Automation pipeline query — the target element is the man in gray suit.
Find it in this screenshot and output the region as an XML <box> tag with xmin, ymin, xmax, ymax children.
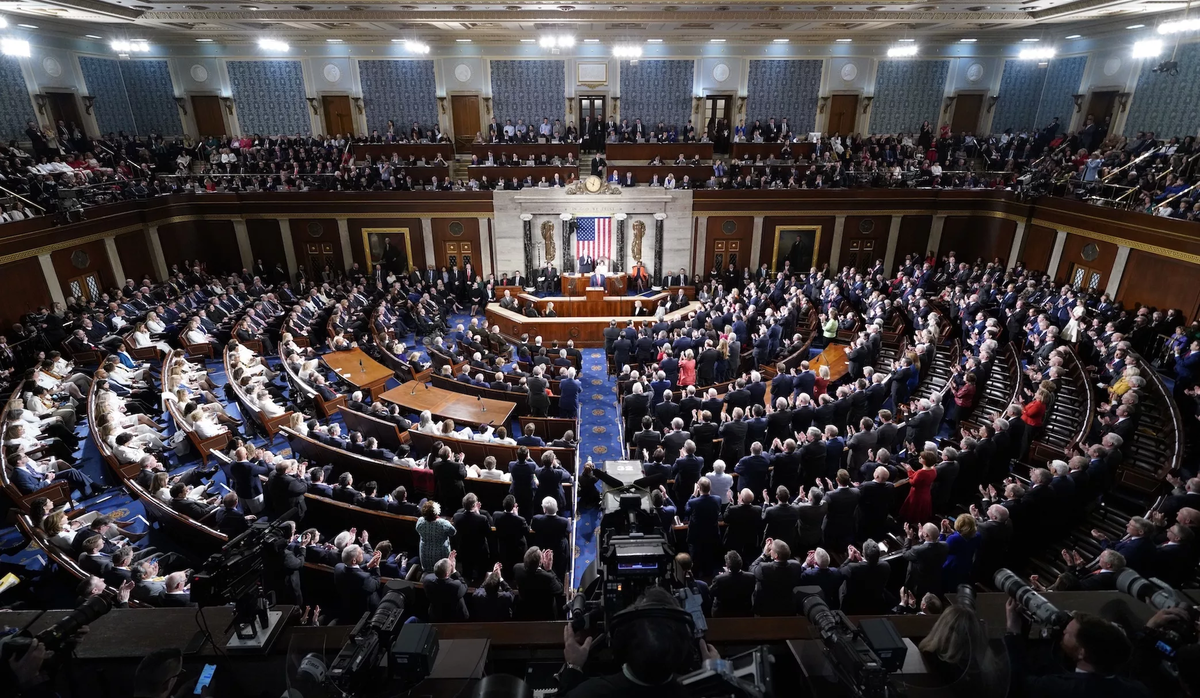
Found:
<box><xmin>901</xmin><ymin>522</ymin><xmax>948</xmax><ymax>598</ymax></box>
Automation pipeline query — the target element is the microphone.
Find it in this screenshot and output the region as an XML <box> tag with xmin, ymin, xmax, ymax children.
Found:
<box><xmin>410</xmin><ymin>381</ymin><xmax>417</xmax><ymax>395</ymax></box>
<box><xmin>477</xmin><ymin>394</ymin><xmax>486</xmax><ymax>412</ymax></box>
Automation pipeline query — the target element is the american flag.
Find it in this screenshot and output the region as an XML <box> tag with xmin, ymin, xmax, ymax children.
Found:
<box><xmin>574</xmin><ymin>216</ymin><xmax>612</xmax><ymax>262</ymax></box>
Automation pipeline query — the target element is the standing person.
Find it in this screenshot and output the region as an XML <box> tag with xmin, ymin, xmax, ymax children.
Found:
<box><xmin>900</xmin><ymin>450</ymin><xmax>938</xmax><ymax>525</ymax></box>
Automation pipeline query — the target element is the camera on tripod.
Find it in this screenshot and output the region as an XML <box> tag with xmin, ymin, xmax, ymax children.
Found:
<box><xmin>800</xmin><ymin>595</ymin><xmax>905</xmax><ymax>698</ymax></box>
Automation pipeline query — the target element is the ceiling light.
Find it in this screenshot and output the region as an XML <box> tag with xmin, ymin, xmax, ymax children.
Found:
<box><xmin>1132</xmin><ymin>39</ymin><xmax>1162</xmax><ymax>58</ymax></box>
<box><xmin>612</xmin><ymin>44</ymin><xmax>642</xmax><ymax>58</ymax></box>
<box><xmin>898</xmin><ymin>38</ymin><xmax>915</xmax><ymax>42</ymax></box>
<box><xmin>539</xmin><ymin>34</ymin><xmax>574</xmax><ymax>48</ymax></box>
<box><xmin>887</xmin><ymin>44</ymin><xmax>919</xmax><ymax>57</ymax></box>
<box><xmin>326</xmin><ymin>38</ymin><xmax>343</xmax><ymax>43</ymax></box>
<box><xmin>258</xmin><ymin>38</ymin><xmax>289</xmax><ymax>52</ymax></box>
<box><xmin>111</xmin><ymin>39</ymin><xmax>150</xmax><ymax>53</ymax></box>
<box><xmin>195</xmin><ymin>38</ymin><xmax>214</xmax><ymax>42</ymax></box>
<box><xmin>773</xmin><ymin>38</ymin><xmax>789</xmax><ymax>43</ymax></box>
<box><xmin>402</xmin><ymin>40</ymin><xmax>429</xmax><ymax>54</ymax></box>
<box><xmin>836</xmin><ymin>38</ymin><xmax>852</xmax><ymax>42</ymax></box>
<box><xmin>646</xmin><ymin>38</ymin><xmax>663</xmax><ymax>43</ymax></box>
<box><xmin>583</xmin><ymin>38</ymin><xmax>599</xmax><ymax>43</ymax></box>
<box><xmin>1158</xmin><ymin>18</ymin><xmax>1200</xmax><ymax>34</ymax></box>
<box><xmin>1065</xmin><ymin>34</ymin><xmax>1081</xmax><ymax>39</ymax></box>
<box><xmin>1021</xmin><ymin>38</ymin><xmax>1040</xmax><ymax>42</ymax></box>
<box><xmin>456</xmin><ymin>38</ymin><xmax>471</xmax><ymax>42</ymax></box>
<box><xmin>1</xmin><ymin>38</ymin><xmax>30</xmax><ymax>57</ymax></box>
<box><xmin>0</xmin><ymin>19</ymin><xmax>6</xmax><ymax>30</ymax></box>
<box><xmin>17</xmin><ymin>24</ymin><xmax>38</xmax><ymax>29</ymax></box>
<box><xmin>1126</xmin><ymin>24</ymin><xmax>1145</xmax><ymax>29</ymax></box>
<box><xmin>85</xmin><ymin>34</ymin><xmax>103</xmax><ymax>39</ymax></box>
<box><xmin>711</xmin><ymin>38</ymin><xmax>726</xmax><ymax>43</ymax></box>
<box><xmin>520</xmin><ymin>38</ymin><xmax>535</xmax><ymax>42</ymax></box>
<box><xmin>960</xmin><ymin>38</ymin><xmax>977</xmax><ymax>42</ymax></box>
<box><xmin>1018</xmin><ymin>47</ymin><xmax>1055</xmax><ymax>60</ymax></box>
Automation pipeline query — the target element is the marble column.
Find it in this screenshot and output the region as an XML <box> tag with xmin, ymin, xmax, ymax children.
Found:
<box><xmin>520</xmin><ymin>214</ymin><xmax>534</xmax><ymax>279</ymax></box>
<box><xmin>280</xmin><ymin>221</ymin><xmax>298</xmax><ymax>280</ymax></box>
<box><xmin>103</xmin><ymin>236</ymin><xmax>126</xmax><ymax>286</ymax></box>
<box><xmin>145</xmin><ymin>225</ymin><xmax>168</xmax><ymax>282</ymax></box>
<box><xmin>614</xmin><ymin>213</ymin><xmax>627</xmax><ymax>273</ymax></box>
<box><xmin>1007</xmin><ymin>220</ymin><xmax>1027</xmax><ymax>270</ymax></box>
<box><xmin>653</xmin><ymin>213</ymin><xmax>666</xmax><ymax>285</ymax></box>
<box><xmin>828</xmin><ymin>215</ymin><xmax>847</xmax><ymax>270</ymax></box>
<box><xmin>1105</xmin><ymin>245</ymin><xmax>1131</xmax><ymax>298</ymax></box>
<box><xmin>927</xmin><ymin>214</ymin><xmax>947</xmax><ymax>258</ymax></box>
<box><xmin>694</xmin><ymin>216</ymin><xmax>708</xmax><ymax>276</ymax></box>
<box><xmin>335</xmin><ymin>218</ymin><xmax>354</xmax><ymax>272</ymax></box>
<box><xmin>883</xmin><ymin>216</ymin><xmax>902</xmax><ymax>277</ymax></box>
<box><xmin>560</xmin><ymin>213</ymin><xmax>574</xmax><ymax>272</ymax></box>
<box><xmin>749</xmin><ymin>216</ymin><xmax>764</xmax><ymax>271</ymax></box>
<box><xmin>231</xmin><ymin>218</ymin><xmax>254</xmax><ymax>270</ymax></box>
<box><xmin>477</xmin><ymin>216</ymin><xmax>493</xmax><ymax>278</ymax></box>
<box><xmin>1046</xmin><ymin>230</ymin><xmax>1068</xmax><ymax>280</ymax></box>
<box><xmin>421</xmin><ymin>218</ymin><xmax>435</xmax><ymax>267</ymax></box>
<box><xmin>38</xmin><ymin>254</ymin><xmax>65</xmax><ymax>306</ymax></box>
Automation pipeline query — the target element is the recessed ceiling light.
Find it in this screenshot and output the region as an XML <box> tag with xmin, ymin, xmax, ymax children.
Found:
<box><xmin>85</xmin><ymin>34</ymin><xmax>102</xmax><ymax>39</ymax></box>
<box><xmin>520</xmin><ymin>38</ymin><xmax>535</xmax><ymax>42</ymax></box>
<box><xmin>646</xmin><ymin>38</ymin><xmax>663</xmax><ymax>43</ymax></box>
<box><xmin>710</xmin><ymin>38</ymin><xmax>726</xmax><ymax>43</ymax></box>
<box><xmin>960</xmin><ymin>38</ymin><xmax>978</xmax><ymax>42</ymax></box>
<box><xmin>241</xmin><ymin>4</ymin><xmax>259</xmax><ymax>9</ymax></box>
<box><xmin>17</xmin><ymin>24</ymin><xmax>38</xmax><ymax>29</ymax></box>
<box><xmin>1126</xmin><ymin>24</ymin><xmax>1144</xmax><ymax>29</ymax></box>
<box><xmin>836</xmin><ymin>38</ymin><xmax>852</xmax><ymax>42</ymax></box>
<box><xmin>456</xmin><ymin>38</ymin><xmax>472</xmax><ymax>42</ymax></box>
<box><xmin>773</xmin><ymin>38</ymin><xmax>789</xmax><ymax>43</ymax></box>
<box><xmin>327</xmin><ymin>38</ymin><xmax>343</xmax><ymax>43</ymax></box>
<box><xmin>195</xmin><ymin>38</ymin><xmax>214</xmax><ymax>42</ymax></box>
<box><xmin>1021</xmin><ymin>38</ymin><xmax>1040</xmax><ymax>42</ymax></box>
<box><xmin>898</xmin><ymin>38</ymin><xmax>915</xmax><ymax>42</ymax></box>
<box><xmin>583</xmin><ymin>38</ymin><xmax>599</xmax><ymax>42</ymax></box>
<box><xmin>1065</xmin><ymin>34</ymin><xmax>1081</xmax><ymax>39</ymax></box>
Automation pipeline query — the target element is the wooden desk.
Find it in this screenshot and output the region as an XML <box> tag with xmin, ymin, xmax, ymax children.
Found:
<box><xmin>466</xmin><ymin>166</ymin><xmax>577</xmax><ymax>184</ymax></box>
<box><xmin>395</xmin><ymin>165</ymin><xmax>451</xmax><ymax>185</ymax></box>
<box><xmin>607</xmin><ymin>165</ymin><xmax>709</xmax><ymax>186</ymax></box>
<box><xmin>485</xmin><ymin>297</ymin><xmax>698</xmax><ymax>347</ymax></box>
<box><xmin>606</xmin><ymin>143</ymin><xmax>713</xmax><ymax>161</ymax></box>
<box><xmin>809</xmin><ymin>342</ymin><xmax>849</xmax><ymax>385</ymax></box>
<box><xmin>470</xmin><ymin>143</ymin><xmax>579</xmax><ymax>160</ymax></box>
<box><xmin>352</xmin><ymin>143</ymin><xmax>454</xmax><ymax>162</ymax></box>
<box><xmin>381</xmin><ymin>381</ymin><xmax>516</xmax><ymax>428</ymax></box>
<box><xmin>560</xmin><ymin>273</ymin><xmax>627</xmax><ymax>296</ymax></box>
<box><xmin>731</xmin><ymin>141</ymin><xmax>814</xmax><ymax>160</ymax></box>
<box><xmin>323</xmin><ymin>348</ymin><xmax>393</xmax><ymax>401</ymax></box>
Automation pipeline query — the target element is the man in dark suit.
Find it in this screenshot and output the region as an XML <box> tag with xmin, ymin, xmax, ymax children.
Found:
<box><xmin>709</xmin><ymin>550</ymin><xmax>756</xmax><ymax>617</ymax></box>
<box><xmin>333</xmin><ymin>544</ymin><xmax>382</xmax><ymax>623</ymax></box>
<box><xmin>535</xmin><ymin>453</ymin><xmax>574</xmax><ymax>514</ymax></box>
<box><xmin>513</xmin><ymin>547</ymin><xmax>564</xmax><ymax>621</ymax></box>
<box><xmin>901</xmin><ymin>522</ymin><xmax>948</xmax><ymax>599</ymax></box>
<box><xmin>267</xmin><ymin>460</ymin><xmax>308</xmax><ymax>521</ymax></box>
<box><xmin>722</xmin><ymin>489</ymin><xmax>764</xmax><ymax>565</ymax></box>
<box><xmin>839</xmin><ymin>540</ymin><xmax>891</xmax><ymax>615</ymax></box>
<box><xmin>508</xmin><ymin>448</ymin><xmax>539</xmax><ymax>517</ymax></box>
<box><xmin>761</xmin><ymin>486</ymin><xmax>801</xmax><ymax>553</ymax></box>
<box><xmin>684</xmin><ymin>477</ymin><xmax>723</xmax><ymax>576</ymax></box>
<box><xmin>214</xmin><ymin>493</ymin><xmax>254</xmax><ymax>537</ymax></box>
<box><xmin>421</xmin><ymin>555</ymin><xmax>469</xmax><ymax>621</ymax></box>
<box><xmin>527</xmin><ymin>367</ymin><xmax>550</xmax><ymax>417</ymax></box>
<box><xmin>452</xmin><ymin>493</ymin><xmax>493</xmax><ymax>584</ymax></box>
<box><xmin>532</xmin><ymin>497</ymin><xmax>572</xmax><ymax>580</ymax></box>
<box><xmin>1093</xmin><ymin>516</ymin><xmax>1156</xmax><ymax>575</ymax></box>
<box><xmin>822</xmin><ymin>471</ymin><xmax>860</xmax><ymax>551</ymax></box>
<box><xmin>750</xmin><ymin>539</ymin><xmax>803</xmax><ymax>616</ymax></box>
<box><xmin>844</xmin><ymin>338</ymin><xmax>870</xmax><ymax>381</ymax></box>
<box><xmin>669</xmin><ymin>440</ymin><xmax>704</xmax><ymax>506</ymax></box>
<box><xmin>230</xmin><ymin>447</ymin><xmax>272</xmax><ymax>514</ymax></box>
<box><xmin>856</xmin><ymin>466</ymin><xmax>894</xmax><ymax>542</ymax></box>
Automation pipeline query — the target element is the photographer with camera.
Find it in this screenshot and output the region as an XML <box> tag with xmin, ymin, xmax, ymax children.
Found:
<box><xmin>557</xmin><ymin>587</ymin><xmax>719</xmax><ymax>698</ymax></box>
<box><xmin>1004</xmin><ymin>597</ymin><xmax>1152</xmax><ymax>697</ymax></box>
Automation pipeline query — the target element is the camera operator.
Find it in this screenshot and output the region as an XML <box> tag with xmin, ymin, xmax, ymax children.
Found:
<box><xmin>3</xmin><ymin>639</ymin><xmax>52</xmax><ymax>698</ymax></box>
<box><xmin>556</xmin><ymin>587</ymin><xmax>719</xmax><ymax>698</ymax></box>
<box><xmin>1004</xmin><ymin>598</ymin><xmax>1152</xmax><ymax>697</ymax></box>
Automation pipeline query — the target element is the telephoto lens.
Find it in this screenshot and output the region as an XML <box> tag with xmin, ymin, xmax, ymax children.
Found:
<box><xmin>1116</xmin><ymin>569</ymin><xmax>1193</xmax><ymax>610</ymax></box>
<box><xmin>994</xmin><ymin>569</ymin><xmax>1071</xmax><ymax>630</ymax></box>
<box><xmin>956</xmin><ymin>583</ymin><xmax>976</xmax><ymax>611</ymax></box>
<box><xmin>802</xmin><ymin>595</ymin><xmax>840</xmax><ymax>635</ymax></box>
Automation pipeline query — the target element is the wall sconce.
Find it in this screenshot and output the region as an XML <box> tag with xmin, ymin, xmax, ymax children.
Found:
<box><xmin>174</xmin><ymin>97</ymin><xmax>188</xmax><ymax>115</ymax></box>
<box><xmin>941</xmin><ymin>95</ymin><xmax>957</xmax><ymax>116</ymax></box>
<box><xmin>437</xmin><ymin>96</ymin><xmax>446</xmax><ymax>115</ymax></box>
<box><xmin>33</xmin><ymin>94</ymin><xmax>48</xmax><ymax>116</ymax></box>
<box><xmin>1072</xmin><ymin>94</ymin><xmax>1085</xmax><ymax>113</ymax></box>
<box><xmin>82</xmin><ymin>96</ymin><xmax>95</xmax><ymax>115</ymax></box>
<box><xmin>1117</xmin><ymin>92</ymin><xmax>1131</xmax><ymax>113</ymax></box>
<box><xmin>818</xmin><ymin>96</ymin><xmax>829</xmax><ymax>114</ymax></box>
<box><xmin>861</xmin><ymin>96</ymin><xmax>873</xmax><ymax>114</ymax></box>
<box><xmin>351</xmin><ymin>97</ymin><xmax>364</xmax><ymax>115</ymax></box>
<box><xmin>220</xmin><ymin>97</ymin><xmax>234</xmax><ymax>115</ymax></box>
<box><xmin>987</xmin><ymin>95</ymin><xmax>998</xmax><ymax>113</ymax></box>
<box><xmin>305</xmin><ymin>97</ymin><xmax>320</xmax><ymax>115</ymax></box>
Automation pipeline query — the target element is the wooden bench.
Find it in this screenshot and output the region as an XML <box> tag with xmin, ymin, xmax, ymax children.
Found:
<box><xmin>222</xmin><ymin>344</ymin><xmax>293</xmax><ymax>443</ymax></box>
<box><xmin>122</xmin><ymin>332</ymin><xmax>159</xmax><ymax>362</ymax></box>
<box><xmin>0</xmin><ymin>388</ymin><xmax>71</xmax><ymax>510</ymax></box>
<box><xmin>405</xmin><ymin>427</ymin><xmax>577</xmax><ymax>472</ymax></box>
<box><xmin>339</xmin><ymin>407</ymin><xmax>410</xmax><ymax>450</ymax></box>
<box><xmin>278</xmin><ymin>345</ymin><xmax>346</xmax><ymax>418</ymax></box>
<box><xmin>518</xmin><ymin>416</ymin><xmax>580</xmax><ymax>442</ymax></box>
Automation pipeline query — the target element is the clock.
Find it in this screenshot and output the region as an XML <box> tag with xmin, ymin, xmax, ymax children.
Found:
<box><xmin>584</xmin><ymin>175</ymin><xmax>603</xmax><ymax>193</ymax></box>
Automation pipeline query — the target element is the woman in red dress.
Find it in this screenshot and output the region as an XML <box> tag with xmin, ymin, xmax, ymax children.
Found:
<box><xmin>900</xmin><ymin>450</ymin><xmax>938</xmax><ymax>525</ymax></box>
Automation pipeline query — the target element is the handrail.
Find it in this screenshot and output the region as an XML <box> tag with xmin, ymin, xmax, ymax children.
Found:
<box><xmin>1100</xmin><ymin>145</ymin><xmax>1164</xmax><ymax>184</ymax></box>
<box><xmin>0</xmin><ymin>184</ymin><xmax>45</xmax><ymax>214</ymax></box>
<box><xmin>1156</xmin><ymin>179</ymin><xmax>1200</xmax><ymax>210</ymax></box>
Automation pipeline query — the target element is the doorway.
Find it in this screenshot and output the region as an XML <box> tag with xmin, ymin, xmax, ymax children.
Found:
<box><xmin>321</xmin><ymin>95</ymin><xmax>355</xmax><ymax>137</ymax></box>
<box><xmin>44</xmin><ymin>92</ymin><xmax>84</xmax><ymax>135</ymax></box>
<box><xmin>436</xmin><ymin>240</ymin><xmax>474</xmax><ymax>271</ymax></box>
<box><xmin>66</xmin><ymin>273</ymin><xmax>102</xmax><ymax>303</ymax></box>
<box><xmin>1085</xmin><ymin>91</ymin><xmax>1119</xmax><ymax>133</ymax></box>
<box><xmin>191</xmin><ymin>96</ymin><xmax>226</xmax><ymax>138</ymax></box>
<box><xmin>1068</xmin><ymin>263</ymin><xmax>1103</xmax><ymax>292</ymax></box>
<box><xmin>450</xmin><ymin>94</ymin><xmax>480</xmax><ymax>153</ymax></box>
<box><xmin>304</xmin><ymin>241</ymin><xmax>339</xmax><ymax>279</ymax></box>
<box><xmin>579</xmin><ymin>95</ymin><xmax>605</xmax><ymax>151</ymax></box>
<box><xmin>950</xmin><ymin>93</ymin><xmax>984</xmax><ymax>135</ymax></box>
<box><xmin>704</xmin><ymin>95</ymin><xmax>732</xmax><ymax>152</ymax></box>
<box><xmin>828</xmin><ymin>94</ymin><xmax>859</xmax><ymax>136</ymax></box>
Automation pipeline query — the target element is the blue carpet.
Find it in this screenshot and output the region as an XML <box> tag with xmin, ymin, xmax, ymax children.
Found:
<box><xmin>571</xmin><ymin>348</ymin><xmax>620</xmax><ymax>589</ymax></box>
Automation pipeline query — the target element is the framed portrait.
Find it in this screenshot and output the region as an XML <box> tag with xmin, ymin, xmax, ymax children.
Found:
<box><xmin>361</xmin><ymin>227</ymin><xmax>414</xmax><ymax>274</ymax></box>
<box><xmin>771</xmin><ymin>225</ymin><xmax>821</xmax><ymax>274</ymax></box>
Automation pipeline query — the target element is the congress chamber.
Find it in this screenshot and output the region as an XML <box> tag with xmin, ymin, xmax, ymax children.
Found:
<box><xmin>1</xmin><ymin>5</ymin><xmax>1200</xmax><ymax>698</ymax></box>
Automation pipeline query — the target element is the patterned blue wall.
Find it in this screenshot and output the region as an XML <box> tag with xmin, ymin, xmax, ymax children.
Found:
<box><xmin>1036</xmin><ymin>56</ymin><xmax>1086</xmax><ymax>132</ymax></box>
<box><xmin>490</xmin><ymin>60</ymin><xmax>565</xmax><ymax>127</ymax></box>
<box><xmin>78</xmin><ymin>56</ymin><xmax>136</xmax><ymax>136</ymax></box>
<box><xmin>0</xmin><ymin>57</ymin><xmax>35</xmax><ymax>143</ymax></box>
<box><xmin>119</xmin><ymin>60</ymin><xmax>183</xmax><ymax>135</ymax></box>
<box><xmin>619</xmin><ymin>59</ymin><xmax>694</xmax><ymax>128</ymax></box>
<box><xmin>226</xmin><ymin>60</ymin><xmax>310</xmax><ymax>136</ymax></box>
<box><xmin>359</xmin><ymin>60</ymin><xmax>437</xmax><ymax>135</ymax></box>
<box><xmin>1127</xmin><ymin>42</ymin><xmax>1200</xmax><ymax>138</ymax></box>
<box><xmin>747</xmin><ymin>60</ymin><xmax>823</xmax><ymax>132</ymax></box>
<box><xmin>868</xmin><ymin>59</ymin><xmax>949</xmax><ymax>135</ymax></box>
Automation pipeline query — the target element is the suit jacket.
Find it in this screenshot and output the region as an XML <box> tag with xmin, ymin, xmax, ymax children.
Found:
<box><xmin>422</xmin><ymin>573</ymin><xmax>469</xmax><ymax>621</ymax></box>
<box><xmin>709</xmin><ymin>570</ymin><xmax>756</xmax><ymax>617</ymax></box>
<box><xmin>839</xmin><ymin>559</ymin><xmax>891</xmax><ymax>615</ymax></box>
<box><xmin>762</xmin><ymin>502</ymin><xmax>801</xmax><ymax>550</ymax></box>
<box><xmin>822</xmin><ymin>486</ymin><xmax>860</xmax><ymax>549</ymax></box>
<box><xmin>902</xmin><ymin>540</ymin><xmax>949</xmax><ymax>597</ymax></box>
<box><xmin>333</xmin><ymin>564</ymin><xmax>381</xmax><ymax>622</ymax></box>
<box><xmin>750</xmin><ymin>556</ymin><xmax>803</xmax><ymax>616</ymax></box>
